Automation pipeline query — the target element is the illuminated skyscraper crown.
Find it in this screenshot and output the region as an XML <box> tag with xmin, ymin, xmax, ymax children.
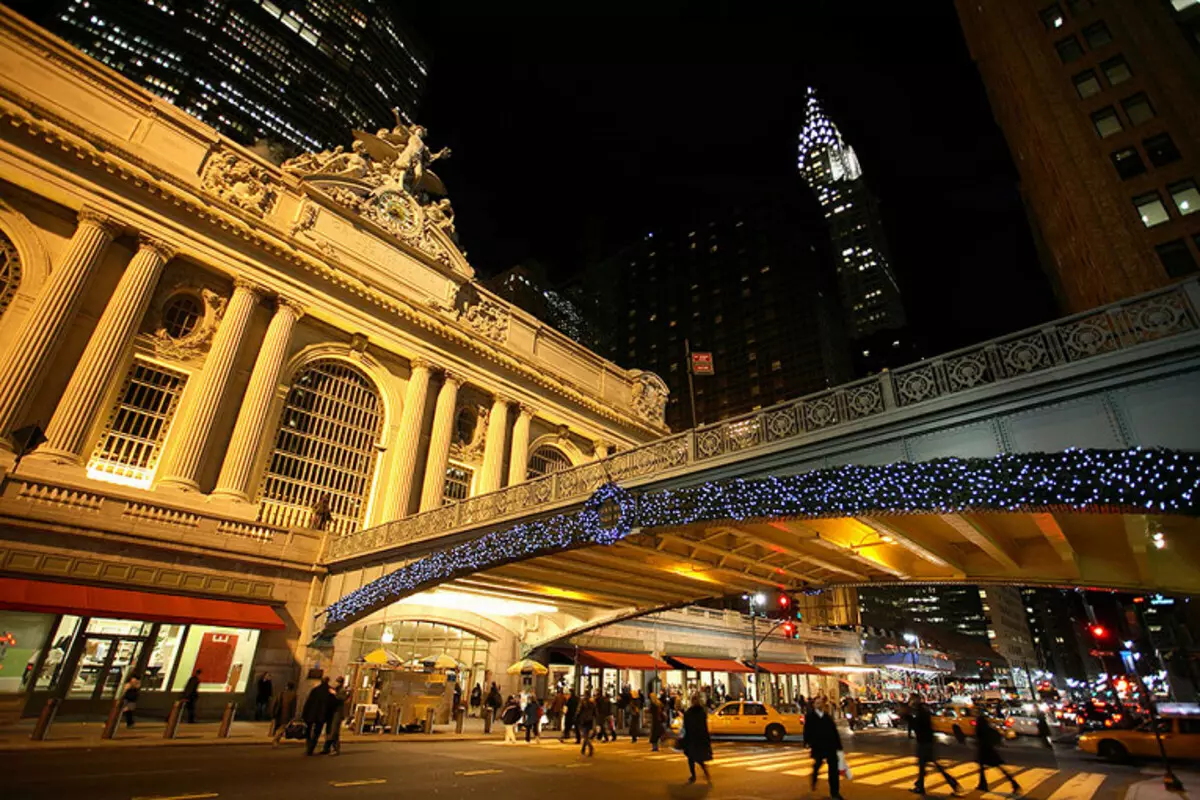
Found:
<box><xmin>798</xmin><ymin>87</ymin><xmax>862</xmax><ymax>182</ymax></box>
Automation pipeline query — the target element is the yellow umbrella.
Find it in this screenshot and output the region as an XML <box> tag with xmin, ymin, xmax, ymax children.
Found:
<box><xmin>422</xmin><ymin>653</ymin><xmax>462</xmax><ymax>670</ymax></box>
<box><xmin>361</xmin><ymin>648</ymin><xmax>402</xmax><ymax>665</ymax></box>
<box><xmin>507</xmin><ymin>658</ymin><xmax>548</xmax><ymax>675</ymax></box>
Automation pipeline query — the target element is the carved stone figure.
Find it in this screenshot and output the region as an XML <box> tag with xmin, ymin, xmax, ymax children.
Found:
<box><xmin>202</xmin><ymin>150</ymin><xmax>278</xmax><ymax>218</ymax></box>
<box><xmin>453</xmin><ymin>284</ymin><xmax>509</xmax><ymax>343</ymax></box>
<box><xmin>630</xmin><ymin>371</ymin><xmax>669</xmax><ymax>425</ymax></box>
<box><xmin>426</xmin><ymin>198</ymin><xmax>456</xmax><ymax>240</ymax></box>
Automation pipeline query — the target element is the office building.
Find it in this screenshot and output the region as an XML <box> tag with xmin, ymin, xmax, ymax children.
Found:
<box><xmin>586</xmin><ymin>201</ymin><xmax>852</xmax><ymax>431</ymax></box>
<box><xmin>978</xmin><ymin>586</ymin><xmax>1040</xmax><ymax>687</ymax></box>
<box><xmin>4</xmin><ymin>0</ymin><xmax>427</xmax><ymax>152</ymax></box>
<box><xmin>485</xmin><ymin>263</ymin><xmax>597</xmax><ymax>350</ymax></box>
<box><xmin>955</xmin><ymin>0</ymin><xmax>1200</xmax><ymax>312</ymax></box>
<box><xmin>1022</xmin><ymin>588</ymin><xmax>1093</xmax><ymax>684</ymax></box>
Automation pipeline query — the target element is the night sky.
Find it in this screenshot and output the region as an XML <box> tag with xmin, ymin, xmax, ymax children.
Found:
<box><xmin>402</xmin><ymin>2</ymin><xmax>1060</xmax><ymax>351</ymax></box>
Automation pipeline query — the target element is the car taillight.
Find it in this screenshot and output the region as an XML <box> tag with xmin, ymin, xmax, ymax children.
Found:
<box><xmin>1005</xmin><ymin>718</ymin><xmax>1014</xmax><ymax>727</ymax></box>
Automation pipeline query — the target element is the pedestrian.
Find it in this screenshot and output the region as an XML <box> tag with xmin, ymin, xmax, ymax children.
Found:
<box><xmin>648</xmin><ymin>694</ymin><xmax>666</xmax><ymax>752</ymax></box>
<box><xmin>550</xmin><ymin>688</ymin><xmax>566</xmax><ymax>731</ymax></box>
<box><xmin>255</xmin><ymin>671</ymin><xmax>273</xmax><ymax>721</ymax></box>
<box><xmin>629</xmin><ymin>689</ymin><xmax>641</xmax><ymax>743</ymax></box>
<box><xmin>182</xmin><ymin>669</ymin><xmax>201</xmax><ymax>723</ymax></box>
<box><xmin>523</xmin><ymin>695</ymin><xmax>542</xmax><ymax>742</ymax></box>
<box><xmin>910</xmin><ymin>694</ymin><xmax>966</xmax><ymax>796</ymax></box>
<box><xmin>120</xmin><ymin>673</ymin><xmax>141</xmax><ymax>728</ymax></box>
<box><xmin>804</xmin><ymin>696</ymin><xmax>845</xmax><ymax>800</ymax></box>
<box><xmin>470</xmin><ymin>683</ymin><xmax>482</xmax><ymax>717</ymax></box>
<box><xmin>975</xmin><ymin>712</ymin><xmax>1021</xmax><ymax>794</ymax></box>
<box><xmin>1036</xmin><ymin>712</ymin><xmax>1053</xmax><ymax>749</ymax></box>
<box><xmin>271</xmin><ymin>680</ymin><xmax>298</xmax><ymax>746</ymax></box>
<box><xmin>501</xmin><ymin>695</ymin><xmax>522</xmax><ymax>743</ymax></box>
<box><xmin>680</xmin><ymin>693</ymin><xmax>713</xmax><ymax>785</ymax></box>
<box><xmin>453</xmin><ymin>682</ymin><xmax>462</xmax><ymax>715</ymax></box>
<box><xmin>302</xmin><ymin>677</ymin><xmax>331</xmax><ymax>756</ymax></box>
<box><xmin>900</xmin><ymin>697</ymin><xmax>914</xmax><ymax>739</ymax></box>
<box><xmin>596</xmin><ymin>692</ymin><xmax>613</xmax><ymax>742</ymax></box>
<box><xmin>322</xmin><ymin>676</ymin><xmax>348</xmax><ymax>755</ymax></box>
<box><xmin>577</xmin><ymin>693</ymin><xmax>597</xmax><ymax>757</ymax></box>
<box><xmin>487</xmin><ymin>682</ymin><xmax>503</xmax><ymax>716</ymax></box>
<box><xmin>562</xmin><ymin>688</ymin><xmax>579</xmax><ymax>742</ymax></box>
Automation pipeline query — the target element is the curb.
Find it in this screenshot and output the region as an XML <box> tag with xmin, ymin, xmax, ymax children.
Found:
<box><xmin>0</xmin><ymin>734</ymin><xmax>497</xmax><ymax>753</ymax></box>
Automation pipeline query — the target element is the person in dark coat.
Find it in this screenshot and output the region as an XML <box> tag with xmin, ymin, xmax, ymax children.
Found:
<box><xmin>596</xmin><ymin>693</ymin><xmax>614</xmax><ymax>742</ymax></box>
<box><xmin>562</xmin><ymin>688</ymin><xmax>580</xmax><ymax>743</ymax></box>
<box><xmin>271</xmin><ymin>681</ymin><xmax>298</xmax><ymax>746</ymax></box>
<box><xmin>681</xmin><ymin>693</ymin><xmax>713</xmax><ymax>785</ymax></box>
<box><xmin>255</xmin><ymin>672</ymin><xmax>273</xmax><ymax>721</ymax></box>
<box><xmin>975</xmin><ymin>712</ymin><xmax>1020</xmax><ymax>794</ymax></box>
<box><xmin>486</xmin><ymin>683</ymin><xmax>503</xmax><ymax>715</ymax></box>
<box><xmin>470</xmin><ymin>683</ymin><xmax>483</xmax><ymax>717</ymax></box>
<box><xmin>910</xmin><ymin>695</ymin><xmax>966</xmax><ymax>796</ymax></box>
<box><xmin>648</xmin><ymin>695</ymin><xmax>666</xmax><ymax>751</ymax></box>
<box><xmin>1036</xmin><ymin>712</ymin><xmax>1053</xmax><ymax>749</ymax></box>
<box><xmin>182</xmin><ymin>669</ymin><xmax>201</xmax><ymax>723</ymax></box>
<box><xmin>322</xmin><ymin>677</ymin><xmax>348</xmax><ymax>755</ymax></box>
<box><xmin>302</xmin><ymin>677</ymin><xmax>331</xmax><ymax>756</ymax></box>
<box><xmin>577</xmin><ymin>694</ymin><xmax>597</xmax><ymax>757</ymax></box>
<box><xmin>120</xmin><ymin>674</ymin><xmax>141</xmax><ymax>728</ymax></box>
<box><xmin>628</xmin><ymin>690</ymin><xmax>642</xmax><ymax>743</ymax></box>
<box><xmin>804</xmin><ymin>696</ymin><xmax>845</xmax><ymax>799</ymax></box>
<box><xmin>523</xmin><ymin>695</ymin><xmax>542</xmax><ymax>742</ymax></box>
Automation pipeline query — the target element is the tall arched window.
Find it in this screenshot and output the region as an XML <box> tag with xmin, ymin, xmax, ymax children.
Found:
<box><xmin>527</xmin><ymin>444</ymin><xmax>572</xmax><ymax>479</ymax></box>
<box><xmin>0</xmin><ymin>229</ymin><xmax>23</xmax><ymax>318</ymax></box>
<box><xmin>258</xmin><ymin>359</ymin><xmax>383</xmax><ymax>534</ymax></box>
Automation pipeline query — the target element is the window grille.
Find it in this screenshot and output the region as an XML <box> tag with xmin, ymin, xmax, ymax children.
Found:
<box><xmin>527</xmin><ymin>445</ymin><xmax>571</xmax><ymax>479</ymax></box>
<box><xmin>442</xmin><ymin>463</ymin><xmax>474</xmax><ymax>504</ymax></box>
<box><xmin>88</xmin><ymin>360</ymin><xmax>188</xmax><ymax>488</ymax></box>
<box><xmin>257</xmin><ymin>359</ymin><xmax>383</xmax><ymax>535</ymax></box>
<box><xmin>0</xmin><ymin>230</ymin><xmax>22</xmax><ymax>317</ymax></box>
<box><xmin>162</xmin><ymin>294</ymin><xmax>202</xmax><ymax>339</ymax></box>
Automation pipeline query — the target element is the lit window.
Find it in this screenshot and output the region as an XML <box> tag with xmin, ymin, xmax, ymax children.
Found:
<box><xmin>1133</xmin><ymin>192</ymin><xmax>1170</xmax><ymax>228</ymax></box>
<box><xmin>527</xmin><ymin>445</ymin><xmax>572</xmax><ymax>479</ymax></box>
<box><xmin>1055</xmin><ymin>36</ymin><xmax>1085</xmax><ymax>63</ymax></box>
<box><xmin>1155</xmin><ymin>240</ymin><xmax>1197</xmax><ymax>278</ymax></box>
<box><xmin>1169</xmin><ymin>180</ymin><xmax>1199</xmax><ymax>216</ymax></box>
<box><xmin>88</xmin><ymin>360</ymin><xmax>187</xmax><ymax>489</ymax></box>
<box><xmin>1121</xmin><ymin>93</ymin><xmax>1155</xmax><ymax>126</ymax></box>
<box><xmin>162</xmin><ymin>294</ymin><xmax>202</xmax><ymax>339</ymax></box>
<box><xmin>1110</xmin><ymin>147</ymin><xmax>1146</xmax><ymax>180</ymax></box>
<box><xmin>1039</xmin><ymin>4</ymin><xmax>1065</xmax><ymax>30</ymax></box>
<box><xmin>1101</xmin><ymin>56</ymin><xmax>1133</xmax><ymax>85</ymax></box>
<box><xmin>443</xmin><ymin>463</ymin><xmax>474</xmax><ymax>503</ymax></box>
<box><xmin>1144</xmin><ymin>133</ymin><xmax>1182</xmax><ymax>167</ymax></box>
<box><xmin>771</xmin><ymin>360</ymin><xmax>782</xmax><ymax>372</ymax></box>
<box><xmin>1091</xmin><ymin>107</ymin><xmax>1123</xmax><ymax>138</ymax></box>
<box><xmin>1073</xmin><ymin>70</ymin><xmax>1102</xmax><ymax>99</ymax></box>
<box><xmin>1082</xmin><ymin>21</ymin><xmax>1112</xmax><ymax>49</ymax></box>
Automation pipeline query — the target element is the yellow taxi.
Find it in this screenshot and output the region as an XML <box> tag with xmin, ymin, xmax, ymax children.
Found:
<box><xmin>1079</xmin><ymin>716</ymin><xmax>1200</xmax><ymax>762</ymax></box>
<box><xmin>672</xmin><ymin>700</ymin><xmax>805</xmax><ymax>742</ymax></box>
<box><xmin>931</xmin><ymin>705</ymin><xmax>1017</xmax><ymax>742</ymax></box>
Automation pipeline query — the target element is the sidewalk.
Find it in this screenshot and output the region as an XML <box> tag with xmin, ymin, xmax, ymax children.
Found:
<box><xmin>1125</xmin><ymin>768</ymin><xmax>1198</xmax><ymax>800</ymax></box>
<box><xmin>0</xmin><ymin>715</ymin><xmax>501</xmax><ymax>752</ymax></box>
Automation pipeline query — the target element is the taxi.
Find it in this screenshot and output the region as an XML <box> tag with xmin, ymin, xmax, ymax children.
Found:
<box><xmin>1078</xmin><ymin>716</ymin><xmax>1200</xmax><ymax>762</ymax></box>
<box><xmin>673</xmin><ymin>700</ymin><xmax>805</xmax><ymax>742</ymax></box>
<box><xmin>930</xmin><ymin>705</ymin><xmax>1017</xmax><ymax>742</ymax></box>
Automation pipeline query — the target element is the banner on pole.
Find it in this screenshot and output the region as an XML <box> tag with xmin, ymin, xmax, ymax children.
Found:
<box><xmin>690</xmin><ymin>351</ymin><xmax>714</xmax><ymax>375</ymax></box>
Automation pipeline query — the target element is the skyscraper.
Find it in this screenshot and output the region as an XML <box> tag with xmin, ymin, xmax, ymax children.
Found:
<box><xmin>955</xmin><ymin>0</ymin><xmax>1200</xmax><ymax>313</ymax></box>
<box><xmin>797</xmin><ymin>89</ymin><xmax>907</xmax><ymax>355</ymax></box>
<box><xmin>5</xmin><ymin>0</ymin><xmax>427</xmax><ymax>152</ymax></box>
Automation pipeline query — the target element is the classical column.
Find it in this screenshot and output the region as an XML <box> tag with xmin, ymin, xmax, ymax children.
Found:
<box><xmin>0</xmin><ymin>208</ymin><xmax>121</xmax><ymax>443</ymax></box>
<box><xmin>478</xmin><ymin>394</ymin><xmax>512</xmax><ymax>493</ymax></box>
<box><xmin>507</xmin><ymin>404</ymin><xmax>535</xmax><ymax>486</ymax></box>
<box><xmin>156</xmin><ymin>279</ymin><xmax>263</xmax><ymax>491</ymax></box>
<box><xmin>379</xmin><ymin>358</ymin><xmax>435</xmax><ymax>521</ymax></box>
<box><xmin>34</xmin><ymin>234</ymin><xmax>174</xmax><ymax>464</ymax></box>
<box><xmin>418</xmin><ymin>370</ymin><xmax>462</xmax><ymax>512</ymax></box>
<box><xmin>211</xmin><ymin>296</ymin><xmax>303</xmax><ymax>501</ymax></box>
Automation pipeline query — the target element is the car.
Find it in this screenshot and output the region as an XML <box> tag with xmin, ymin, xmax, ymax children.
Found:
<box><xmin>1078</xmin><ymin>716</ymin><xmax>1200</xmax><ymax>762</ymax></box>
<box><xmin>854</xmin><ymin>701</ymin><xmax>900</xmax><ymax>729</ymax></box>
<box><xmin>1001</xmin><ymin>704</ymin><xmax>1059</xmax><ymax>737</ymax></box>
<box><xmin>930</xmin><ymin>704</ymin><xmax>1017</xmax><ymax>743</ymax></box>
<box><xmin>672</xmin><ymin>700</ymin><xmax>805</xmax><ymax>743</ymax></box>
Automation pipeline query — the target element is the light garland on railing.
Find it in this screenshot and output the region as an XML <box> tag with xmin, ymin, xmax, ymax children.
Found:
<box><xmin>321</xmin><ymin>449</ymin><xmax>1199</xmax><ymax>632</ymax></box>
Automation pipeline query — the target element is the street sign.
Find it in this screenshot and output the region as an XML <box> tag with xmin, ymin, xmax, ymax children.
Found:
<box><xmin>691</xmin><ymin>351</ymin><xmax>714</xmax><ymax>375</ymax></box>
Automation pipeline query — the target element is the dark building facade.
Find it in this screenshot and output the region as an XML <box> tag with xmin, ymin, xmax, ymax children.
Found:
<box><xmin>485</xmin><ymin>263</ymin><xmax>597</xmax><ymax>350</ymax></box>
<box><xmin>5</xmin><ymin>0</ymin><xmax>427</xmax><ymax>152</ymax></box>
<box><xmin>955</xmin><ymin>0</ymin><xmax>1200</xmax><ymax>313</ymax></box>
<box><xmin>585</xmin><ymin>202</ymin><xmax>852</xmax><ymax>431</ymax></box>
<box><xmin>1022</xmin><ymin>587</ymin><xmax>1094</xmax><ymax>684</ymax></box>
<box><xmin>860</xmin><ymin>585</ymin><xmax>991</xmax><ymax>642</ymax></box>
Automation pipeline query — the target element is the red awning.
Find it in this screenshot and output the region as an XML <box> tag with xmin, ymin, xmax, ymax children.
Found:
<box><xmin>576</xmin><ymin>649</ymin><xmax>670</xmax><ymax>670</ymax></box>
<box><xmin>0</xmin><ymin>577</ymin><xmax>286</xmax><ymax>630</ymax></box>
<box><xmin>755</xmin><ymin>661</ymin><xmax>828</xmax><ymax>675</ymax></box>
<box><xmin>667</xmin><ymin>656</ymin><xmax>754</xmax><ymax>673</ymax></box>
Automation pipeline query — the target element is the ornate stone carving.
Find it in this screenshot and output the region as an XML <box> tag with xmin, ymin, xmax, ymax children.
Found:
<box><xmin>290</xmin><ymin>201</ymin><xmax>318</xmax><ymax>237</ymax></box>
<box><xmin>201</xmin><ymin>149</ymin><xmax>279</xmax><ymax>218</ymax></box>
<box><xmin>448</xmin><ymin>402</ymin><xmax>488</xmax><ymax>464</ymax></box>
<box><xmin>149</xmin><ymin>285</ymin><xmax>227</xmax><ymax>362</ymax></box>
<box><xmin>137</xmin><ymin>234</ymin><xmax>177</xmax><ymax>263</ymax></box>
<box><xmin>77</xmin><ymin>206</ymin><xmax>123</xmax><ymax>238</ymax></box>
<box><xmin>451</xmin><ymin>283</ymin><xmax>509</xmax><ymax>343</ymax></box>
<box><xmin>630</xmin><ymin>370</ymin><xmax>669</xmax><ymax>425</ymax></box>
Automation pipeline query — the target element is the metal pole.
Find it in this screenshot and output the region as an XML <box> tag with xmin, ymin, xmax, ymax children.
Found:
<box><xmin>684</xmin><ymin>339</ymin><xmax>698</xmax><ymax>429</ymax></box>
<box><xmin>163</xmin><ymin>699</ymin><xmax>185</xmax><ymax>739</ymax></box>
<box><xmin>100</xmin><ymin>696</ymin><xmax>122</xmax><ymax>740</ymax></box>
<box><xmin>217</xmin><ymin>702</ymin><xmax>236</xmax><ymax>738</ymax></box>
<box><xmin>1141</xmin><ymin>680</ymin><xmax>1184</xmax><ymax>791</ymax></box>
<box><xmin>750</xmin><ymin>605</ymin><xmax>758</xmax><ymax>701</ymax></box>
<box><xmin>30</xmin><ymin>698</ymin><xmax>60</xmax><ymax>741</ymax></box>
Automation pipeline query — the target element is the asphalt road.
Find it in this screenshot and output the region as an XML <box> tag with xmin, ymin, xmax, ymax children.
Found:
<box><xmin>6</xmin><ymin>729</ymin><xmax>1169</xmax><ymax>800</ymax></box>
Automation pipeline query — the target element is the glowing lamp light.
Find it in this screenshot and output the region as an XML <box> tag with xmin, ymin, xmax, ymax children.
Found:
<box><xmin>1090</xmin><ymin>624</ymin><xmax>1108</xmax><ymax>638</ymax></box>
<box><xmin>753</xmin><ymin>592</ymin><xmax>767</xmax><ymax>606</ymax></box>
<box><xmin>380</xmin><ymin>626</ymin><xmax>394</xmax><ymax>644</ymax></box>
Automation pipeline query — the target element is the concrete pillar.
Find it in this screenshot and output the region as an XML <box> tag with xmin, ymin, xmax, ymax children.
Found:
<box><xmin>34</xmin><ymin>235</ymin><xmax>174</xmax><ymax>464</ymax></box>
<box><xmin>418</xmin><ymin>370</ymin><xmax>462</xmax><ymax>512</ymax></box>
<box><xmin>379</xmin><ymin>358</ymin><xmax>435</xmax><ymax>521</ymax></box>
<box><xmin>211</xmin><ymin>297</ymin><xmax>303</xmax><ymax>501</ymax></box>
<box><xmin>0</xmin><ymin>208</ymin><xmax>121</xmax><ymax>444</ymax></box>
<box><xmin>156</xmin><ymin>279</ymin><xmax>263</xmax><ymax>491</ymax></box>
<box><xmin>478</xmin><ymin>395</ymin><xmax>511</xmax><ymax>493</ymax></box>
<box><xmin>507</xmin><ymin>404</ymin><xmax>534</xmax><ymax>486</ymax></box>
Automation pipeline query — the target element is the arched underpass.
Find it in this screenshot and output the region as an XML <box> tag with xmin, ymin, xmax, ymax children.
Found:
<box><xmin>318</xmin><ymin>448</ymin><xmax>1200</xmax><ymax>639</ymax></box>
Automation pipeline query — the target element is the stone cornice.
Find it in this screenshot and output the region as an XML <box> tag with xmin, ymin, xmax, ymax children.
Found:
<box><xmin>0</xmin><ymin>86</ymin><xmax>667</xmax><ymax>438</ymax></box>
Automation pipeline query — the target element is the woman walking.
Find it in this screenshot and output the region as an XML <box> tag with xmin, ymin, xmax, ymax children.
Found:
<box><xmin>976</xmin><ymin>712</ymin><xmax>1021</xmax><ymax>795</ymax></box>
<box><xmin>680</xmin><ymin>693</ymin><xmax>713</xmax><ymax>785</ymax></box>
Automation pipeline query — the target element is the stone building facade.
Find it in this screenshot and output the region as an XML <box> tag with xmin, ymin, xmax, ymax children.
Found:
<box><xmin>0</xmin><ymin>8</ymin><xmax>666</xmax><ymax>722</ymax></box>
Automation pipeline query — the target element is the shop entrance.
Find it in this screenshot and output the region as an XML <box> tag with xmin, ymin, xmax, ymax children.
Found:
<box><xmin>65</xmin><ymin>632</ymin><xmax>148</xmax><ymax>701</ymax></box>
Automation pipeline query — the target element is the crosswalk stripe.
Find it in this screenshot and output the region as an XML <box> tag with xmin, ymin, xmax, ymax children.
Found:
<box><xmin>981</xmin><ymin>767</ymin><xmax>1058</xmax><ymax>800</ymax></box>
<box><xmin>785</xmin><ymin>755</ymin><xmax>913</xmax><ymax>779</ymax></box>
<box><xmin>750</xmin><ymin>752</ymin><xmax>887</xmax><ymax>774</ymax></box>
<box><xmin>905</xmin><ymin>761</ymin><xmax>979</xmax><ymax>791</ymax></box>
<box><xmin>1044</xmin><ymin>772</ymin><xmax>1107</xmax><ymax>800</ymax></box>
<box><xmin>857</xmin><ymin>760</ymin><xmax>941</xmax><ymax>785</ymax></box>
<box><xmin>708</xmin><ymin>751</ymin><xmax>808</xmax><ymax>766</ymax></box>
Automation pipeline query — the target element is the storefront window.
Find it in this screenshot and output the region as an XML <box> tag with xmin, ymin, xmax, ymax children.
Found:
<box><xmin>0</xmin><ymin>611</ymin><xmax>55</xmax><ymax>693</ymax></box>
<box><xmin>86</xmin><ymin>618</ymin><xmax>152</xmax><ymax>636</ymax></box>
<box><xmin>34</xmin><ymin>615</ymin><xmax>82</xmax><ymax>692</ymax></box>
<box><xmin>144</xmin><ymin>623</ymin><xmax>186</xmax><ymax>692</ymax></box>
<box><xmin>171</xmin><ymin>625</ymin><xmax>260</xmax><ymax>693</ymax></box>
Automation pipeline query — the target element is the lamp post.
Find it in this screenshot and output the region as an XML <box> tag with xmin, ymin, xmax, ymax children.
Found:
<box><xmin>746</xmin><ymin>592</ymin><xmax>791</xmax><ymax>703</ymax></box>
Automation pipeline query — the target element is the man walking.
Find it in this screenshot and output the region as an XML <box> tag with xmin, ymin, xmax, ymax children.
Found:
<box><xmin>562</xmin><ymin>688</ymin><xmax>579</xmax><ymax>743</ymax></box>
<box><xmin>577</xmin><ymin>693</ymin><xmax>596</xmax><ymax>757</ymax></box>
<box><xmin>910</xmin><ymin>695</ymin><xmax>966</xmax><ymax>796</ymax></box>
<box><xmin>804</xmin><ymin>696</ymin><xmax>845</xmax><ymax>800</ymax></box>
<box><xmin>302</xmin><ymin>677</ymin><xmax>331</xmax><ymax>756</ymax></box>
<box><xmin>976</xmin><ymin>711</ymin><xmax>1020</xmax><ymax>795</ymax></box>
<box><xmin>322</xmin><ymin>676</ymin><xmax>348</xmax><ymax>755</ymax></box>
<box><xmin>270</xmin><ymin>680</ymin><xmax>298</xmax><ymax>746</ymax></box>
<box><xmin>182</xmin><ymin>669</ymin><xmax>201</xmax><ymax>723</ymax></box>
<box><xmin>255</xmin><ymin>671</ymin><xmax>273</xmax><ymax>721</ymax></box>
<box><xmin>596</xmin><ymin>692</ymin><xmax>614</xmax><ymax>742</ymax></box>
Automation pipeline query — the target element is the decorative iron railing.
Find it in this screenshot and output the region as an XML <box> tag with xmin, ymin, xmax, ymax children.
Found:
<box><xmin>325</xmin><ymin>278</ymin><xmax>1200</xmax><ymax>563</ymax></box>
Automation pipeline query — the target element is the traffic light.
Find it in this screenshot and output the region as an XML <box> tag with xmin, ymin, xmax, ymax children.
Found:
<box><xmin>1090</xmin><ymin>624</ymin><xmax>1108</xmax><ymax>638</ymax></box>
<box><xmin>779</xmin><ymin>594</ymin><xmax>790</xmax><ymax>609</ymax></box>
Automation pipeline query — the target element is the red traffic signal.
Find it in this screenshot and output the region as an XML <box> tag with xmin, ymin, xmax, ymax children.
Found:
<box><xmin>779</xmin><ymin>594</ymin><xmax>790</xmax><ymax>608</ymax></box>
<box><xmin>1090</xmin><ymin>624</ymin><xmax>1108</xmax><ymax>638</ymax></box>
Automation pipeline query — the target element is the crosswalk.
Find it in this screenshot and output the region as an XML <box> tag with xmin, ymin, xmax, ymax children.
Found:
<box><xmin>482</xmin><ymin>739</ymin><xmax>1116</xmax><ymax>800</ymax></box>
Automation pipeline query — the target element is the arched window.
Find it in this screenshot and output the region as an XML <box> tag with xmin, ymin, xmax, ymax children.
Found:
<box><xmin>527</xmin><ymin>445</ymin><xmax>572</xmax><ymax>479</ymax></box>
<box><xmin>0</xmin><ymin>229</ymin><xmax>23</xmax><ymax>317</ymax></box>
<box><xmin>258</xmin><ymin>359</ymin><xmax>383</xmax><ymax>534</ymax></box>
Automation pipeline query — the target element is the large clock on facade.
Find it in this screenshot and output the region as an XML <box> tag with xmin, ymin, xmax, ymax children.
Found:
<box><xmin>374</xmin><ymin>190</ymin><xmax>421</xmax><ymax>238</ymax></box>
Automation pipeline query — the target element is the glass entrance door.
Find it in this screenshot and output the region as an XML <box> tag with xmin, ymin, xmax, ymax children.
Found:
<box><xmin>66</xmin><ymin>636</ymin><xmax>146</xmax><ymax>700</ymax></box>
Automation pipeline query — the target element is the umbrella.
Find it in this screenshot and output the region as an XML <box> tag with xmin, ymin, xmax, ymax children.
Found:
<box><xmin>421</xmin><ymin>653</ymin><xmax>461</xmax><ymax>670</ymax></box>
<box><xmin>507</xmin><ymin>658</ymin><xmax>548</xmax><ymax>675</ymax></box>
<box><xmin>361</xmin><ymin>648</ymin><xmax>403</xmax><ymax>666</ymax></box>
